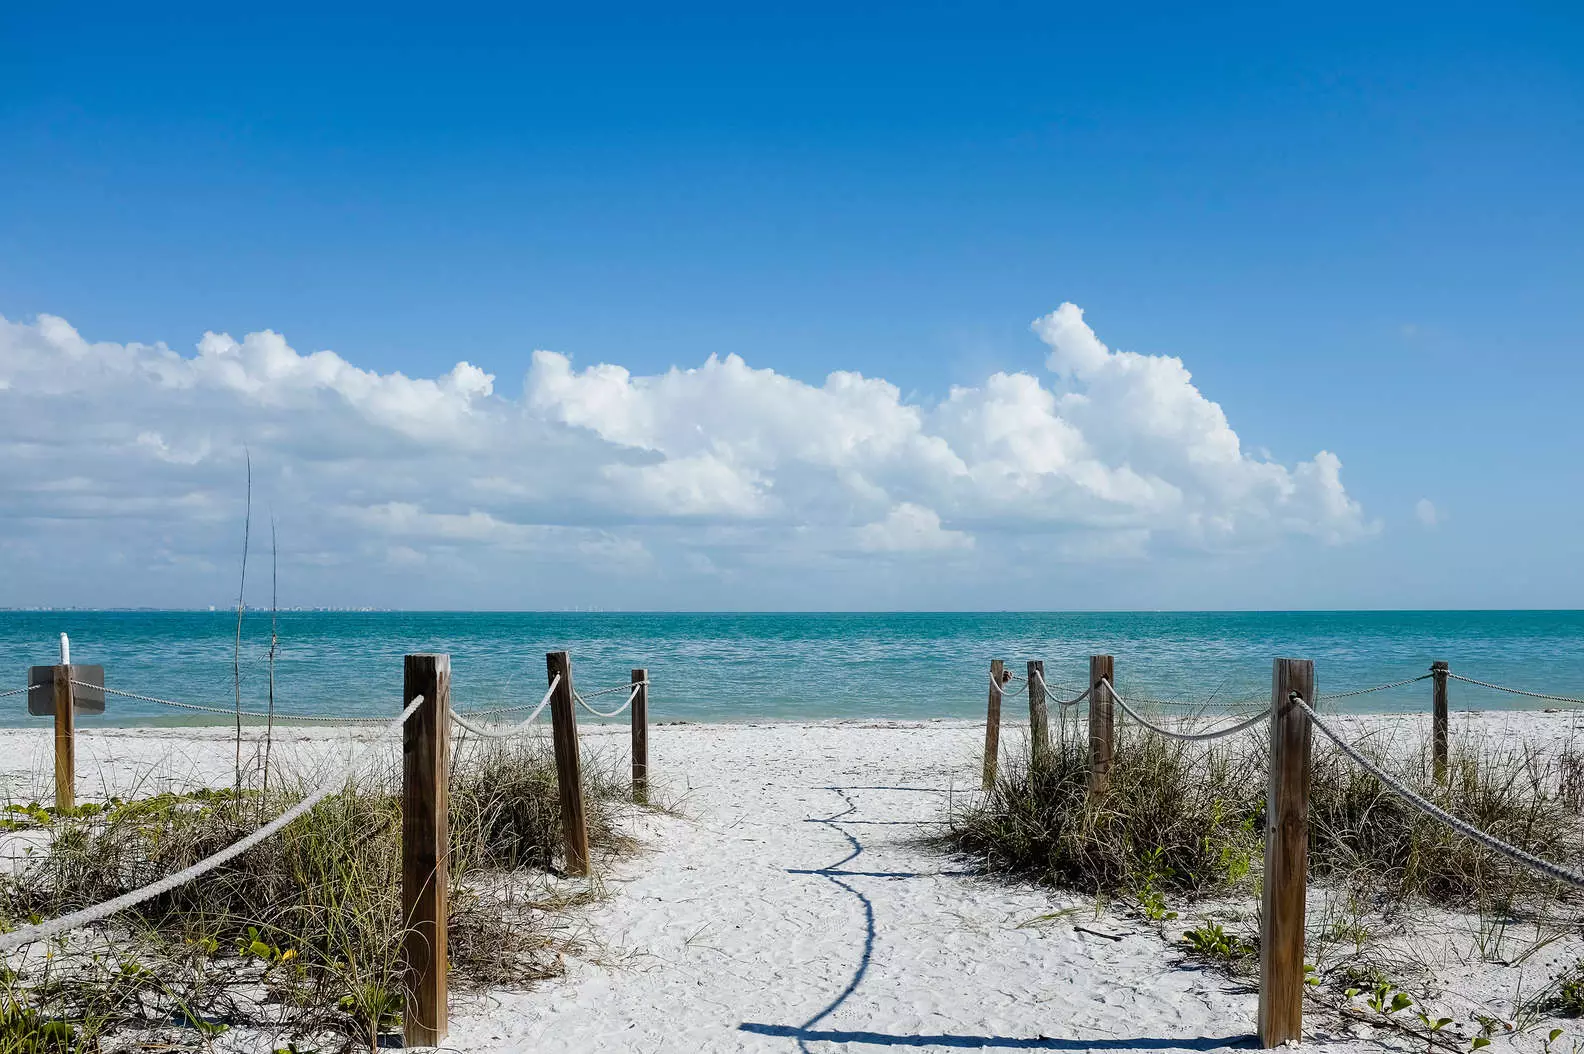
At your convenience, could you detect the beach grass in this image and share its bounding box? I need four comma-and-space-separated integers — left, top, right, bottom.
947, 714, 1584, 913
0, 736, 635, 1051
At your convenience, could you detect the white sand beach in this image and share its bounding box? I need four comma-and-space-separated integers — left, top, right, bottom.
4, 712, 1584, 1053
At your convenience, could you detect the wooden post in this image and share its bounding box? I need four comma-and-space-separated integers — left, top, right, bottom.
1432, 660, 1449, 783
401, 654, 450, 1048
1088, 655, 1114, 796
1027, 660, 1050, 766
547, 651, 590, 875
983, 659, 1004, 790
52, 665, 75, 813
1258, 657, 1314, 1048
631, 668, 649, 806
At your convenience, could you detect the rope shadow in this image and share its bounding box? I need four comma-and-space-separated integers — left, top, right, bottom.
765, 786, 888, 1053
738, 1023, 1254, 1050
748, 785, 1255, 1053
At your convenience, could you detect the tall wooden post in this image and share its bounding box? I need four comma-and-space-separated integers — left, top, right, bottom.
631, 668, 649, 805
983, 659, 1004, 790
401, 654, 450, 1048
52, 665, 75, 813
1259, 657, 1314, 1048
547, 651, 590, 875
1431, 660, 1449, 783
1028, 660, 1050, 766
1088, 655, 1114, 796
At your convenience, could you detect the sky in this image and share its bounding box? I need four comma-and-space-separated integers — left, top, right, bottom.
0, 2, 1580, 611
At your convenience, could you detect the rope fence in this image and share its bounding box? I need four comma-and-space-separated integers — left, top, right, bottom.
1031, 670, 1090, 708
80, 682, 391, 724
987, 672, 1026, 696
1294, 692, 1584, 890
448, 675, 559, 738
579, 680, 646, 700
1445, 672, 1584, 706
574, 681, 644, 719
1318, 672, 1434, 700
5, 646, 654, 1048
0, 694, 426, 955
1100, 677, 1271, 742
977, 652, 1584, 1047
50, 673, 662, 728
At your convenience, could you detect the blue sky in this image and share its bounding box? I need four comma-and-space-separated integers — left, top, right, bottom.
0, 3, 1580, 610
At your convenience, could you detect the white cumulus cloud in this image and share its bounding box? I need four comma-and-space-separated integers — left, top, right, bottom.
0, 304, 1373, 606
855, 503, 975, 553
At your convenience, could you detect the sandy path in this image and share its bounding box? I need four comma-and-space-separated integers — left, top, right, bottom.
446, 722, 1266, 1053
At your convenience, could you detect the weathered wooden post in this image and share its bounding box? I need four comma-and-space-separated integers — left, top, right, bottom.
983, 659, 1004, 790
1088, 654, 1114, 796
631, 667, 649, 805
1027, 659, 1050, 765
1258, 657, 1314, 1048
52, 663, 75, 813
401, 653, 450, 1048
1431, 660, 1449, 783
547, 651, 590, 875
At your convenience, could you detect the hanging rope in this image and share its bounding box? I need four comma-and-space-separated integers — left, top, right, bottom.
0, 685, 38, 699
988, 672, 1026, 697
77, 682, 390, 724
449, 676, 559, 738
1294, 693, 1584, 890
1031, 670, 1090, 707
1100, 678, 1271, 743
1126, 688, 1270, 711
456, 673, 569, 718
1318, 673, 1435, 700
1446, 673, 1584, 707
0, 693, 427, 954
579, 680, 647, 699
574, 683, 640, 719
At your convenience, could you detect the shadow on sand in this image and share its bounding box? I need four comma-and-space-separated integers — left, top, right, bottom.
741, 785, 1254, 1053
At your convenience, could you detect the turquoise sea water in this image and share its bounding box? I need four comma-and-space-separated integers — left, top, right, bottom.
0, 611, 1581, 727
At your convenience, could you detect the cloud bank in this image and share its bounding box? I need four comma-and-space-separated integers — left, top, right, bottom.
0, 304, 1371, 606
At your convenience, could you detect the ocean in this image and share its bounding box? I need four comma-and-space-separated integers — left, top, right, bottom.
1, 610, 1580, 727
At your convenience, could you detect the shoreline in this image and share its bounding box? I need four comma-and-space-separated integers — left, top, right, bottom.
4, 698, 1581, 733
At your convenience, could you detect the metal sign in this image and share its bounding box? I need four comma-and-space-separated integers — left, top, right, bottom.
27, 667, 106, 716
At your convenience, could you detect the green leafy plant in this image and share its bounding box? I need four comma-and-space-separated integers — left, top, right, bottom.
1135, 847, 1179, 922
1365, 981, 1413, 1017
338, 982, 402, 1046
1180, 921, 1253, 970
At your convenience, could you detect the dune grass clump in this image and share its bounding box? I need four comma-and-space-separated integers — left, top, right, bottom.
948, 713, 1584, 916
0, 737, 635, 1050
945, 721, 1265, 900
1308, 733, 1584, 907
451, 740, 636, 872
